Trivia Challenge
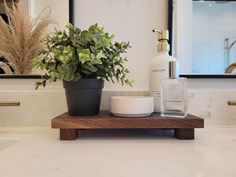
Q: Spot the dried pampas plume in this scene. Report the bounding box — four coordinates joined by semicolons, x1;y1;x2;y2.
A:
0;0;53;74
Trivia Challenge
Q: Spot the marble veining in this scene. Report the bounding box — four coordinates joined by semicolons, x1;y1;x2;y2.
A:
187;91;236;125
0;126;236;177
0;139;18;151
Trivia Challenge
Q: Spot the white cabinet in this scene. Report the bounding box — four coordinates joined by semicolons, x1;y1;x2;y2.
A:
0;79;67;126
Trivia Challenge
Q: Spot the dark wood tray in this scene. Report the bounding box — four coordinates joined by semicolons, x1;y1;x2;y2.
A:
51;111;204;140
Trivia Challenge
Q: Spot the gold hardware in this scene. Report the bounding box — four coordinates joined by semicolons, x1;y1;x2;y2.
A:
153;29;169;41
227;101;236;106
225;62;236;73
153;29;170;52
0;101;20;106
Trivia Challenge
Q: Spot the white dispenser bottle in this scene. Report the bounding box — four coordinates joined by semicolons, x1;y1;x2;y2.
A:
149;29;177;112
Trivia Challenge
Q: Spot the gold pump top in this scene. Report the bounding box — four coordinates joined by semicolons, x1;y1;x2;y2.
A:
153;29;170;52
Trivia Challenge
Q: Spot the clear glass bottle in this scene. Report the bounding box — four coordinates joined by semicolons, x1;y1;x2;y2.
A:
161;61;187;118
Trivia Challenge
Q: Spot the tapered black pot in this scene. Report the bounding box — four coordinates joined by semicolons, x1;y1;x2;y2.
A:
63;79;104;116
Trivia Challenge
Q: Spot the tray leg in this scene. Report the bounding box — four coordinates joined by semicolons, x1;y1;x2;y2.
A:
60;129;78;140
174;128;194;140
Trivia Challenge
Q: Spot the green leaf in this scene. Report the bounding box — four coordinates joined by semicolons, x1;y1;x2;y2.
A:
58;55;70;64
78;49;91;63
42;80;47;87
96;50;105;60
82;63;98;73
33;23;133;88
35;82;42;90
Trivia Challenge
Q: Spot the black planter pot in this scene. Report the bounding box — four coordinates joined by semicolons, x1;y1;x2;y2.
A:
63;79;104;116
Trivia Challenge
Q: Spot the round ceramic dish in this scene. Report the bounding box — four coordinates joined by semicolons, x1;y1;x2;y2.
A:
110;96;154;117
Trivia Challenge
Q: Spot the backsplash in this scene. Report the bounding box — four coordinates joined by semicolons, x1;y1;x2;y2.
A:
0;79;236;126
188;90;236;125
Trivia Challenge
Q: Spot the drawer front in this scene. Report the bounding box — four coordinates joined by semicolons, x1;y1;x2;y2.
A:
0;90;67;126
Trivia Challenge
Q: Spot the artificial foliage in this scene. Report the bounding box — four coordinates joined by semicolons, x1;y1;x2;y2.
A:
34;23;132;89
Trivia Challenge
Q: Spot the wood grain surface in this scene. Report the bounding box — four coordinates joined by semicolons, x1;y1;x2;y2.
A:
52;111;204;129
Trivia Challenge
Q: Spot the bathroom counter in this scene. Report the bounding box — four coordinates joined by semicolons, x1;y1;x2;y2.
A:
0;126;236;177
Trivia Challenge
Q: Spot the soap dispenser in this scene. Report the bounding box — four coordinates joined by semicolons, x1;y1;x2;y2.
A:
149;29;177;112
160;61;187;118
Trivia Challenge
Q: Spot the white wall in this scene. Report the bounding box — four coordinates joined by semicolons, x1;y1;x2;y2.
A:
74;0;168;91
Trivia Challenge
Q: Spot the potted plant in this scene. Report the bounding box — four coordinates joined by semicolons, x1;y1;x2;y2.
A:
34;23;132;116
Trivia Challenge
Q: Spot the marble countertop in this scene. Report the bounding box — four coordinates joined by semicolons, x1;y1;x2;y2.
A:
0;126;236;177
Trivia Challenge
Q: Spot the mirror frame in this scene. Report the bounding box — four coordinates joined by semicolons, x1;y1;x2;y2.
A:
168;0;173;56
168;0;236;78
69;0;74;24
0;0;74;79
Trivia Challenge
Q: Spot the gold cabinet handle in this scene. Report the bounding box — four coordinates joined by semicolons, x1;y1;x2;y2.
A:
227;101;236;106
0;101;20;106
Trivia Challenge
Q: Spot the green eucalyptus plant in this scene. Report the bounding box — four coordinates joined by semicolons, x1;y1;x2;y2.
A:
34;23;132;89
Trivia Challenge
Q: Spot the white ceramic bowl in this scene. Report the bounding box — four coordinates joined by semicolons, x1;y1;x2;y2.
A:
110;96;154;117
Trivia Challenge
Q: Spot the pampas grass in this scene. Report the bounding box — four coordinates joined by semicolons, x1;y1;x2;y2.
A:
0;0;52;74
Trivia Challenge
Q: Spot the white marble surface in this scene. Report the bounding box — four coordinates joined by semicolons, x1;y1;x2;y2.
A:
1;78;236;126
0;126;236;177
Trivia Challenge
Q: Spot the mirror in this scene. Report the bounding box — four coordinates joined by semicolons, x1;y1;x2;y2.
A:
170;0;236;75
0;0;72;77
30;0;70;30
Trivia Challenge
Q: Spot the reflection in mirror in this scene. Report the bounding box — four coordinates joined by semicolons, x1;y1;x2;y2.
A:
0;0;17;74
0;0;70;76
30;0;69;30
171;0;236;74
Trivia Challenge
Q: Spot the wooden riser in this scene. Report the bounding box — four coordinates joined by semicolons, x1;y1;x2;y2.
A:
51;111;204;140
